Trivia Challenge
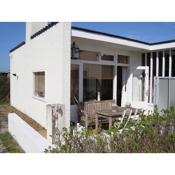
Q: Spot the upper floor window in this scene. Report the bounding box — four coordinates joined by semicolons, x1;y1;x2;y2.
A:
34;72;45;98
79;50;99;61
118;55;129;64
101;54;114;61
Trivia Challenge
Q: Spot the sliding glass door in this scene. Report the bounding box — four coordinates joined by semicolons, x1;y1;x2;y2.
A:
83;64;113;101
71;64;79;105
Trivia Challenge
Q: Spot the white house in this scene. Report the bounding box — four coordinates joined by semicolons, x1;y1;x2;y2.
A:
9;22;175;142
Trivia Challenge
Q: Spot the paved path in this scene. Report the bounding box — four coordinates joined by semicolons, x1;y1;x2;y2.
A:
0;105;9;153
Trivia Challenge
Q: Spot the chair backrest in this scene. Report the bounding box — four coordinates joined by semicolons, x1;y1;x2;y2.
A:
84;100;114;116
73;96;84;114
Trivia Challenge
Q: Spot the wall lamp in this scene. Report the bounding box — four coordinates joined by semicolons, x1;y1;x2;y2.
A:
12;73;18;79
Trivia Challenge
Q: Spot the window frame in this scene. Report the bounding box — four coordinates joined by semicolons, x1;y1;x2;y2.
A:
33;71;45;99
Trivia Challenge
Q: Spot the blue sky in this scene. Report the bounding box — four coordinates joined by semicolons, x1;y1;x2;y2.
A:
0;22;25;71
1;22;175;71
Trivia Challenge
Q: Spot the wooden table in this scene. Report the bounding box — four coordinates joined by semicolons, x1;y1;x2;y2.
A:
96;107;125;129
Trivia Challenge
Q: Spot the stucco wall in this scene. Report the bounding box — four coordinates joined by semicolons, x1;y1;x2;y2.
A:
10;23;71;129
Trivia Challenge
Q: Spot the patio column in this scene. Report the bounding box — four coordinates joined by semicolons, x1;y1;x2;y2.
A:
156;51;159;77
169;49;172;77
162;50;165;77
149;52;153;103
113;54;118;104
79;63;83;102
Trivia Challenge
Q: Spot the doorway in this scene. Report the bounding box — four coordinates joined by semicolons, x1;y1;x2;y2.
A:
117;66;122;106
117;66;128;106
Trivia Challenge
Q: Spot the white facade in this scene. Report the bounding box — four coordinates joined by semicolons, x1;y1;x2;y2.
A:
10;23;71;129
10;22;175;140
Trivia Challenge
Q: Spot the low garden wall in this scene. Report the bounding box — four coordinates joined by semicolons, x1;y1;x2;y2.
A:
8;113;51;153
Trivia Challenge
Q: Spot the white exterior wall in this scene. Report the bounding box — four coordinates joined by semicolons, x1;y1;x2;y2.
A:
127;52;142;103
8;113;52;153
10;23;71;129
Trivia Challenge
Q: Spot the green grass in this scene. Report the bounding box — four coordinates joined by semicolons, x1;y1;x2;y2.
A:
0;132;23;153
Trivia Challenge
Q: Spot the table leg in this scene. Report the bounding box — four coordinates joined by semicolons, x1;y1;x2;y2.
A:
109;117;112;129
95;114;98;129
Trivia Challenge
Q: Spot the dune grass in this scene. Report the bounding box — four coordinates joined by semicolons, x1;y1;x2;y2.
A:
0;132;23;153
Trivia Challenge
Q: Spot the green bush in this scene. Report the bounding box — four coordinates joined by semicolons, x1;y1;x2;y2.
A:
45;108;175;153
0;73;10;105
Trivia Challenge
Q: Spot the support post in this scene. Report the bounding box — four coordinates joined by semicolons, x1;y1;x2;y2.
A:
79;63;83;102
156;51;159;77
162;50;165;77
150;52;153;103
145;67;149;103
169;49;172;77
113;53;118;104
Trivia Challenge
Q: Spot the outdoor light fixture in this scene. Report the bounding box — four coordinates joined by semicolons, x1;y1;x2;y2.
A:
12;73;18;79
97;52;101;59
71;42;80;59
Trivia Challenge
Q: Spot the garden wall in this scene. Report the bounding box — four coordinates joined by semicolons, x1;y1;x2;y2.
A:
8;113;51;153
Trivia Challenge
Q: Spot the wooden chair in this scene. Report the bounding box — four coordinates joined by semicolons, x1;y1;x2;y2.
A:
117;108;132;129
130;108;139;120
74;97;114;127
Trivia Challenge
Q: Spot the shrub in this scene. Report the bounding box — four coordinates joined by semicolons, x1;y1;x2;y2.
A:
45;108;175;153
0;73;10;105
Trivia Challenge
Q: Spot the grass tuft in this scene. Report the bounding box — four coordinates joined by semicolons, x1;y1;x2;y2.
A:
0;132;23;153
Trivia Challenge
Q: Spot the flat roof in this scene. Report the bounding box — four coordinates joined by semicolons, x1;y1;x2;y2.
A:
9;23;175;53
72;26;175;46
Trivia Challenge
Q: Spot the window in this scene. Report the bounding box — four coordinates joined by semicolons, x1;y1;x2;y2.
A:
34;72;45;98
83;64;113;101
101;54;114;61
79;50;99;61
118;55;129;64
71;65;79;105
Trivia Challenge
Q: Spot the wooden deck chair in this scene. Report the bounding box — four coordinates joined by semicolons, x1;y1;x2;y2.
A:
117;109;127;129
130;108;139;121
123;109;132;129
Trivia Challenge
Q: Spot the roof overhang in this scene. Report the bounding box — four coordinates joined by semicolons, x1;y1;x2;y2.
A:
72;28;150;51
10;23;175;54
72;27;175;51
